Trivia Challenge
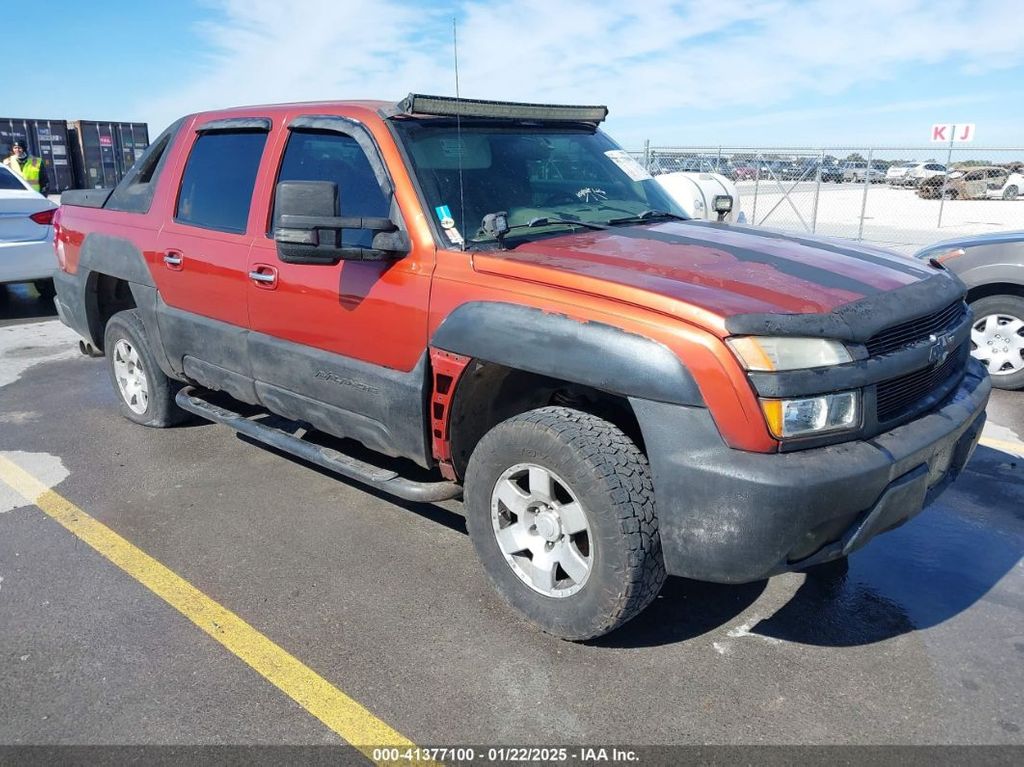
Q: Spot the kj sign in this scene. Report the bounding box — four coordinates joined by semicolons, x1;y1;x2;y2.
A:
931;123;975;143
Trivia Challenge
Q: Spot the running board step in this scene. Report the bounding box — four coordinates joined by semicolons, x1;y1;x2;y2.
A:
175;387;462;503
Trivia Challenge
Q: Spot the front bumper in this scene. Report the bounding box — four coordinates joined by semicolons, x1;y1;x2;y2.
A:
631;360;991;583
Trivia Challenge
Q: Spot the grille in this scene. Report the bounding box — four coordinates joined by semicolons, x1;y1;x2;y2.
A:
875;350;963;422
865;301;965;357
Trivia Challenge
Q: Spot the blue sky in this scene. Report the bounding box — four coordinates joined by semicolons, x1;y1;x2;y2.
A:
11;0;1024;149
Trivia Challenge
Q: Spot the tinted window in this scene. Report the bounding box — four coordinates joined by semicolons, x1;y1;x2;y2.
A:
176;130;267;233
274;130;388;248
0;166;25;190
106;118;182;214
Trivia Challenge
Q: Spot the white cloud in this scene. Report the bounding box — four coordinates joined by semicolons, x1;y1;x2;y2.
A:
135;0;1024;142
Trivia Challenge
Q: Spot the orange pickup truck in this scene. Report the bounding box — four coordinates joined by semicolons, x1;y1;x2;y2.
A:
52;95;989;639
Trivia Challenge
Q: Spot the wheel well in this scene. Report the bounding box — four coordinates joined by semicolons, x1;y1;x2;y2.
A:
966;282;1024;304
86;273;137;352
448;361;644;478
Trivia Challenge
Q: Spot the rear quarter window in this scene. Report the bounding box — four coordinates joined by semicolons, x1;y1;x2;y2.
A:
105;118;183;214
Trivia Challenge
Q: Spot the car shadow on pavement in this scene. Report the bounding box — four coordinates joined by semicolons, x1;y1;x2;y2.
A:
591;577;769;648
751;445;1023;647
234;430;469;536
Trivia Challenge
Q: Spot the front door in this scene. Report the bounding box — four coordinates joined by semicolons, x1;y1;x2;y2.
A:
246;117;433;462
155;126;270;392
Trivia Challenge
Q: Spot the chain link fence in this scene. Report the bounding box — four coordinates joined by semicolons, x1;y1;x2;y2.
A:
629;145;1024;254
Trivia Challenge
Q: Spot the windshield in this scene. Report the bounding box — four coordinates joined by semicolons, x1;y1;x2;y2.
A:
392;122;687;247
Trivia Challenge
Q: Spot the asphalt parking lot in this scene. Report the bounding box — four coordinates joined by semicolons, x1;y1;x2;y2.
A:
1;284;1023;751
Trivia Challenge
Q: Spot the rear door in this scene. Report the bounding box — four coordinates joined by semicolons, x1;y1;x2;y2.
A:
154;120;271;393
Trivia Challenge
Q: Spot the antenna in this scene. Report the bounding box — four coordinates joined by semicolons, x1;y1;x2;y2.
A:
453;17;466;251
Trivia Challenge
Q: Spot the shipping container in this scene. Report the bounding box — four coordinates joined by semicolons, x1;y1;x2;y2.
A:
66;121;149;190
0;117;76;193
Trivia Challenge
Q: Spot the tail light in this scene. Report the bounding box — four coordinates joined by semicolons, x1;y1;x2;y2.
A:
30;208;55;225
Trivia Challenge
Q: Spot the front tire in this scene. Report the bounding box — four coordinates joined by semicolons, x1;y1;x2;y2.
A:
969;295;1024;390
464;407;666;640
1003;185;1019;201
104;309;187;426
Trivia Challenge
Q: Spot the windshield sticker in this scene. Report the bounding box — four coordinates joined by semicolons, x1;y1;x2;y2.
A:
604;150;652;182
444;226;464;245
435;204;456;230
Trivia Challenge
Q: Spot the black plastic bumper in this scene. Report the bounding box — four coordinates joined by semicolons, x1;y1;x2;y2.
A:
631;360;991;584
53;269;95;346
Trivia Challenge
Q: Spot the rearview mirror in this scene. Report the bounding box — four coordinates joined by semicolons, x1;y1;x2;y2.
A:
272;180;408;264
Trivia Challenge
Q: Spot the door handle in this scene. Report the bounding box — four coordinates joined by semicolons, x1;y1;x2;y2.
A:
163;251;184;270
248;264;279;289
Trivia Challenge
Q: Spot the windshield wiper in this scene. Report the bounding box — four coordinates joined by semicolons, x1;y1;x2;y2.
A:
466;212;608;249
606;209;688;226
523;216;608;231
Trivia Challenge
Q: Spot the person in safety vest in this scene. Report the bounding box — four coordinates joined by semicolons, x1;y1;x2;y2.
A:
3;139;48;195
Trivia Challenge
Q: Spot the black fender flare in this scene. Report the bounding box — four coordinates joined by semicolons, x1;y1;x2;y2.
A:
70;233;179;377
430;301;704;406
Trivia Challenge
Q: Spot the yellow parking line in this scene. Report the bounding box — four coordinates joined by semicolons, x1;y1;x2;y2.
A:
0;454;434;766
979;436;1024;457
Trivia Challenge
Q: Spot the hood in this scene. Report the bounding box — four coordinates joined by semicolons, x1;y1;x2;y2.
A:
472;220;950;336
916;229;1024;256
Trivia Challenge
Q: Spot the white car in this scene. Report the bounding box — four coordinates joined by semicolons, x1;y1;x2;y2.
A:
902;162;947;187
654;171;742;222
984;171;1024;200
0;165;58;297
885;162;915;185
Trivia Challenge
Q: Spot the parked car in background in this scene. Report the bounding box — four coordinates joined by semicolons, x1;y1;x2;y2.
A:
843;162;886;183
818;163;844;182
915;231;1024;389
0;165;58;298
885;162;916;185
780;161;815;180
984;171;1024;200
918;167;1008;200
731;164;758;181
903;162;947;187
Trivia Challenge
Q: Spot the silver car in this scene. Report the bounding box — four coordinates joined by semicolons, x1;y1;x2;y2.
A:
915;231;1024;389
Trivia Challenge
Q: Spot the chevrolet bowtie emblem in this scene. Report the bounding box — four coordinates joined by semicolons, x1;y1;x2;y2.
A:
928;332;956;366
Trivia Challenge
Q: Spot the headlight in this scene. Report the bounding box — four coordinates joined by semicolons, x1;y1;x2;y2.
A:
760;391;860;439
727;336;853;371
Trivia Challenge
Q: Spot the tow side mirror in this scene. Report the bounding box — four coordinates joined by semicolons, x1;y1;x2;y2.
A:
272;180;408;264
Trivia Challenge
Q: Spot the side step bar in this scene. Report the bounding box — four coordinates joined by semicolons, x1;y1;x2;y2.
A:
175;387;462;503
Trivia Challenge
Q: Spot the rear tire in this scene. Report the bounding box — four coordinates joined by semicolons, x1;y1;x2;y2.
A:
464;406;666;640
103;309;187;427
969;294;1024;390
33;279;56;300
1003;185;1019;201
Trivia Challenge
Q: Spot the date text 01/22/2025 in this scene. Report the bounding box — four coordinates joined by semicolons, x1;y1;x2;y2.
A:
371;746;640;763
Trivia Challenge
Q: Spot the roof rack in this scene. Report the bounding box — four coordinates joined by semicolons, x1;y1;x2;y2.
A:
387;93;608;125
